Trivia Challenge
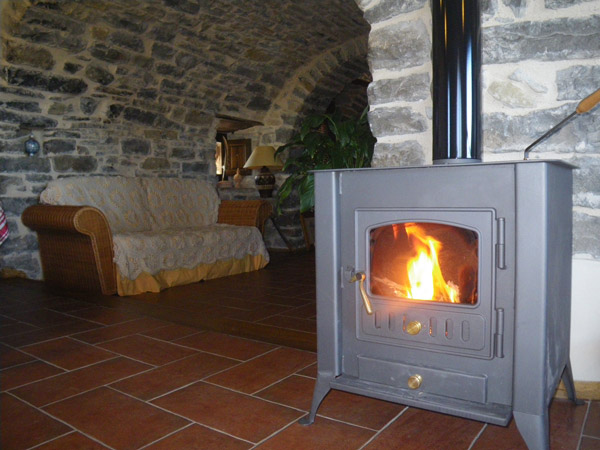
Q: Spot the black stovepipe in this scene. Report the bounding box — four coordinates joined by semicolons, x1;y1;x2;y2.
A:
431;0;482;164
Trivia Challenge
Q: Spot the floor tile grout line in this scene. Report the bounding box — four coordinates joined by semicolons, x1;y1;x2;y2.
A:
251;364;318;396
4;391;118;450
294;371;317;380
56;307;142;327
312;412;386;433
468;423;488;450
108;385;257;446
136;422;196;450
577;400;592;449
136;354;257;403
24;360;158;409
357;406;410;450
5;355;124;394
14;343;120;372
138;328;205;343
248;414;307;449
23;430;76;450
27;429;118;450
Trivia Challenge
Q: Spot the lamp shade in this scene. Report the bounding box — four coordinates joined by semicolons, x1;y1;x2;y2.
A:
243;146;283;170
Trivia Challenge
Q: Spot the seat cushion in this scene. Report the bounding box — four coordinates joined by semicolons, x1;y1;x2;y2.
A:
142;178;220;230
40;176;153;233
112;224;269;281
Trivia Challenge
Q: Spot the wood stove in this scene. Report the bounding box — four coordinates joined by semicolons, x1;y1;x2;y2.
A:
300;1;581;449
303;161;578;450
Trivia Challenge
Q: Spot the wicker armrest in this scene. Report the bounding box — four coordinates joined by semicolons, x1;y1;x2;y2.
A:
217;200;273;234
22;205;117;295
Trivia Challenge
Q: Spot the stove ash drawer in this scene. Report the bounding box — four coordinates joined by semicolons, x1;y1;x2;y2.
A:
357;355;487;404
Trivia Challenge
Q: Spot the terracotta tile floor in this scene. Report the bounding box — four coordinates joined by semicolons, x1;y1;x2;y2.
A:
1;251;598;449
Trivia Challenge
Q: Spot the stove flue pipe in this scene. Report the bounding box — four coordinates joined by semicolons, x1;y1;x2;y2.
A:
431;0;482;164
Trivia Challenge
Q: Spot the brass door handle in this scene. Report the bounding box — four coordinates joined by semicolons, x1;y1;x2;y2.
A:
350;271;373;315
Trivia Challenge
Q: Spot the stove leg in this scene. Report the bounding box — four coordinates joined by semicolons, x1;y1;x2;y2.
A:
513;411;549;450
561;360;584;405
299;376;331;425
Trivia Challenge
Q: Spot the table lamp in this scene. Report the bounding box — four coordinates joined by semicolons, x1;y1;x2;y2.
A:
243;146;283;198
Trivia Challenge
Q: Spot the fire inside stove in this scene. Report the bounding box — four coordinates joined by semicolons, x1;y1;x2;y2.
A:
369;223;478;305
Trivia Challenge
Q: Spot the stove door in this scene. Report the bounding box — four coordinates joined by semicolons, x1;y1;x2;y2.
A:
336;165;515;408
354;209;494;358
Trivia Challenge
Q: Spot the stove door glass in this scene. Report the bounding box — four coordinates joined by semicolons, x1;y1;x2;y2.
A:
370;222;478;304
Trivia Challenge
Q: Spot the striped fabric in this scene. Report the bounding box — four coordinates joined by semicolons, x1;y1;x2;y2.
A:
0;202;8;246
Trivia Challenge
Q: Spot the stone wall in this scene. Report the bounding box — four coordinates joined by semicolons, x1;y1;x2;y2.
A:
0;0;369;276
359;0;600;259
356;0;600;381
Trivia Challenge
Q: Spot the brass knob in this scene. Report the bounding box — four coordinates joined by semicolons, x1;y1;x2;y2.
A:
406;321;422;335
408;374;423;390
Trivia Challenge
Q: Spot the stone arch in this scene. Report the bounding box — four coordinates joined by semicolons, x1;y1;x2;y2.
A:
255;35;370;147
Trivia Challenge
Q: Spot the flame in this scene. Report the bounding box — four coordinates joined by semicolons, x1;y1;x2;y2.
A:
404;224;459;303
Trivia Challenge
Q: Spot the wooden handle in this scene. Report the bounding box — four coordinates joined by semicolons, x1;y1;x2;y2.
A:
576;87;600;114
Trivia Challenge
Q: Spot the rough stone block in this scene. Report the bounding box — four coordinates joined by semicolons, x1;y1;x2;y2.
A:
0;109;57;129
483;105;574;152
4;40;55;70
368;73;430;105
107;104;124;119
2;67;87;94
123;107;157;126
3;101;41;113
0;175;24;195
363;0;426;24
573;211;600;259
90;44;129;63
24;8;86;35
85;65;114;86
545;0;595;8
142;157;170;170
163;0;200;14
0;233;38;253
63;62;83;74
0;252;41;280
248;96;271;111
1;196;39;216
175;52;198;69
109;31;145;53
160;79;186;94
170;147;195;159
102;15;148;34
52;155;97;173
488;80;535;108
80;97;100;115
368;107;427;137
557;65;600;101
502;0;527;17
156;63;185;78
152;42;175;60
483;16;600;64
48;102;73;115
369;20;430;71
0;85;45;99
150;23;177;42
372;141;426;167
182;162;208;174
0;139;26;154
122;138;151;155
43;139;76;154
572;156;600;209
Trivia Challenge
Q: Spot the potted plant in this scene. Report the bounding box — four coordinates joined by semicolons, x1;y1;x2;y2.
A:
275;107;376;214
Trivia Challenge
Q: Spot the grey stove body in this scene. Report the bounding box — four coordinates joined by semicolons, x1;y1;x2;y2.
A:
303;161;579;450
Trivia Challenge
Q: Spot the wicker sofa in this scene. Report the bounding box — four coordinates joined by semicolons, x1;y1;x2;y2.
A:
22;176;272;296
